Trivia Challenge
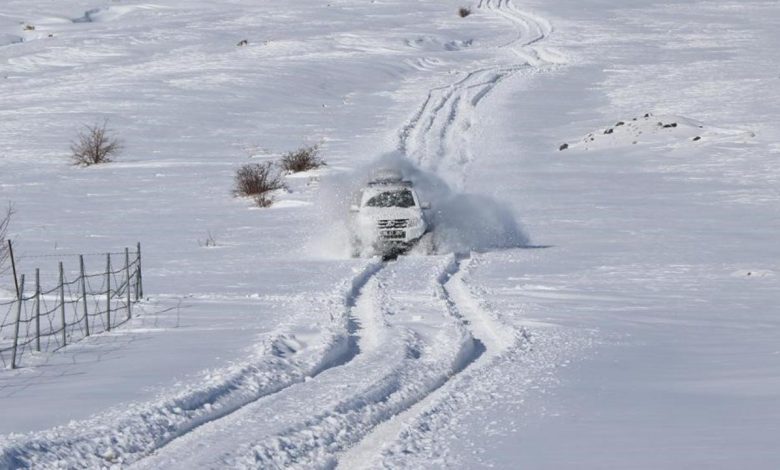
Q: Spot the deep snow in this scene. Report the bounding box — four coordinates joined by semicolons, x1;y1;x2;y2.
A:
2;0;780;468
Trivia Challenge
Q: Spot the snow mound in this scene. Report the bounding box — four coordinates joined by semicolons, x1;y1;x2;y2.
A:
560;113;757;151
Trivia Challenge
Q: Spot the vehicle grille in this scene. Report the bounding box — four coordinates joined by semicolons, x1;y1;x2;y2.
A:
377;219;409;229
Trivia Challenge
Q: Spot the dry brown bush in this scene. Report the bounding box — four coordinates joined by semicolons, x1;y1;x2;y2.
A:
280;144;325;173
70;121;123;166
234;162;286;207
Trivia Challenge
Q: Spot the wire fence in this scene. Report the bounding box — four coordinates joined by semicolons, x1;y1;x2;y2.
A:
0;243;143;369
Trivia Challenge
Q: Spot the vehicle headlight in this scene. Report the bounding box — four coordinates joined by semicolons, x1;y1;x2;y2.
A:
407;218;420;228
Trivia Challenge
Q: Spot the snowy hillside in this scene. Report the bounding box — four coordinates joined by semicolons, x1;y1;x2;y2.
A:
1;0;779;468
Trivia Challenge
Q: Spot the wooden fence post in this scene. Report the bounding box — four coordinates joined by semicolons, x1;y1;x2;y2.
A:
106;253;111;332
59;262;66;347
34;268;40;352
136;242;143;300
10;275;24;369
8;240;19;299
80;255;90;337
125;248;131;319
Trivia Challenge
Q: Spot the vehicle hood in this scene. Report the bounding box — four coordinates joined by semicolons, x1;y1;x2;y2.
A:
356;207;424;222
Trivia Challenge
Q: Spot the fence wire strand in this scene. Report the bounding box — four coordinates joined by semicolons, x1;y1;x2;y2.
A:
0;246;142;369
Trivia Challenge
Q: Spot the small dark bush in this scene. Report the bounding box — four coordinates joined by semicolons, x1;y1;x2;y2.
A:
280;144;325;173
70;120;123;166
199;231;217;248
459;7;471;18
234;162;286;207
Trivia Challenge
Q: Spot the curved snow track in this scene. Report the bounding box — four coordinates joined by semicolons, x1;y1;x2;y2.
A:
400;0;557;188
131;255;491;469
0;1;555;468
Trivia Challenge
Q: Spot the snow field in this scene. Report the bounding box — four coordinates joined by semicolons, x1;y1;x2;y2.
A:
3;0;777;467
0;0;586;467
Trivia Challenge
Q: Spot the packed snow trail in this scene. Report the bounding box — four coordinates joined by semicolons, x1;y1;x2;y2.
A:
336;255;525;468
399;0;558;188
131;255;478;469
334;1;559;464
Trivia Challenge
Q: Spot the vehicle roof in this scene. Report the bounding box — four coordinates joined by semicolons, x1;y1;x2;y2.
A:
367;179;413;187
366;168;412;187
362;183;415;194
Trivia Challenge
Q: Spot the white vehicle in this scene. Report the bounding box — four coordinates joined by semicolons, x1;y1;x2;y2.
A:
350;169;430;258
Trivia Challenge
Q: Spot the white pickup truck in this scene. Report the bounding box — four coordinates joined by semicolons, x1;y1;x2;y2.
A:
349;169;430;258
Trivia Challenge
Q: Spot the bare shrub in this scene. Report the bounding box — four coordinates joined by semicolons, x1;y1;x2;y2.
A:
280;144;325;173
70;120;123;166
198;231;217;248
254;193;274;207
459;7;471;18
234;162;286;207
0;204;13;275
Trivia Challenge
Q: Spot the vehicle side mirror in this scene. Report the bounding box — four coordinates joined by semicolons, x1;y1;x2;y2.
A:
350;205;360;213
420;202;431;210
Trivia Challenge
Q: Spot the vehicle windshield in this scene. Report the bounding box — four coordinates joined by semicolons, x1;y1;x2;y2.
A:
365;189;416;208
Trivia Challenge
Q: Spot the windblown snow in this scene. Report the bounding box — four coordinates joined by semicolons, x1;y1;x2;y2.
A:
1;0;779;468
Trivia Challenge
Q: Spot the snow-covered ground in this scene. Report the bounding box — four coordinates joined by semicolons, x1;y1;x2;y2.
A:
1;0;779;468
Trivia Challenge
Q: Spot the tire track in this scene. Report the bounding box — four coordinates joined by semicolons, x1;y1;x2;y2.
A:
399;0;556;189
3;2;559;468
136;1;555;467
130;256;480;469
336;255;525;469
332;1;557;465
